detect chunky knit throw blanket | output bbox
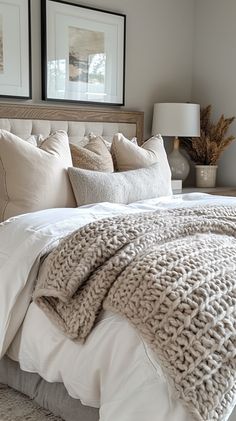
[34,206,236,421]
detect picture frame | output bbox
[41,0,126,106]
[0,0,31,99]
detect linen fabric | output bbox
[70,136,114,172]
[111,133,171,174]
[68,163,170,207]
[0,130,75,221]
[0,356,99,421]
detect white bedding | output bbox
[1,193,236,421]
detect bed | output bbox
[0,102,235,421]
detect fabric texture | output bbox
[34,205,236,421]
[111,132,171,174]
[0,130,75,221]
[68,163,170,207]
[70,136,114,172]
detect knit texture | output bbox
[34,206,236,421]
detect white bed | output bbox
[0,103,235,421]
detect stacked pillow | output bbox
[70,136,114,172]
[68,133,172,206]
[0,129,172,221]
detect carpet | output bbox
[0,384,62,421]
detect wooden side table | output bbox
[182,187,236,197]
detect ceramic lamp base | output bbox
[168,137,190,181]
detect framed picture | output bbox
[41,0,126,105]
[0,0,31,99]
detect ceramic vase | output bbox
[195,165,218,188]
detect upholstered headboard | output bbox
[0,103,144,144]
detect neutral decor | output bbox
[68,162,171,207]
[0,130,75,221]
[195,165,218,188]
[70,136,114,172]
[34,205,236,421]
[111,133,171,177]
[181,105,235,187]
[0,0,31,98]
[152,103,200,181]
[42,0,125,105]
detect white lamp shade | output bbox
[152,103,200,137]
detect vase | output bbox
[195,165,218,188]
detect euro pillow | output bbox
[0,130,76,221]
[68,163,171,207]
[70,136,114,172]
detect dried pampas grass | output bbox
[181,105,235,165]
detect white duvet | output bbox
[1,193,236,421]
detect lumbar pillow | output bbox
[70,136,114,172]
[111,133,170,172]
[68,163,171,207]
[0,130,76,221]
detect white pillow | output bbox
[0,130,76,221]
[68,163,171,207]
[111,133,169,170]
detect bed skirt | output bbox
[0,356,99,421]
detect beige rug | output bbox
[0,384,62,421]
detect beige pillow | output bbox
[68,163,171,207]
[0,130,76,221]
[111,133,169,171]
[70,136,114,172]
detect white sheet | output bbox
[1,193,236,421]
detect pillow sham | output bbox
[70,136,114,172]
[111,132,169,170]
[0,130,76,221]
[68,163,171,207]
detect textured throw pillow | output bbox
[70,136,114,172]
[87,132,112,151]
[111,132,170,171]
[0,130,76,221]
[68,163,171,207]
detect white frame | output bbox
[0,0,31,98]
[42,0,126,105]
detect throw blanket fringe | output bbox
[34,206,236,421]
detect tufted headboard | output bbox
[0,103,144,144]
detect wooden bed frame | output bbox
[0,103,144,143]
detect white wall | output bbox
[29,0,195,138]
[192,0,236,186]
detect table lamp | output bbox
[152,103,200,181]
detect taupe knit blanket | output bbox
[34,206,236,421]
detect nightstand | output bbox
[182,187,236,197]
